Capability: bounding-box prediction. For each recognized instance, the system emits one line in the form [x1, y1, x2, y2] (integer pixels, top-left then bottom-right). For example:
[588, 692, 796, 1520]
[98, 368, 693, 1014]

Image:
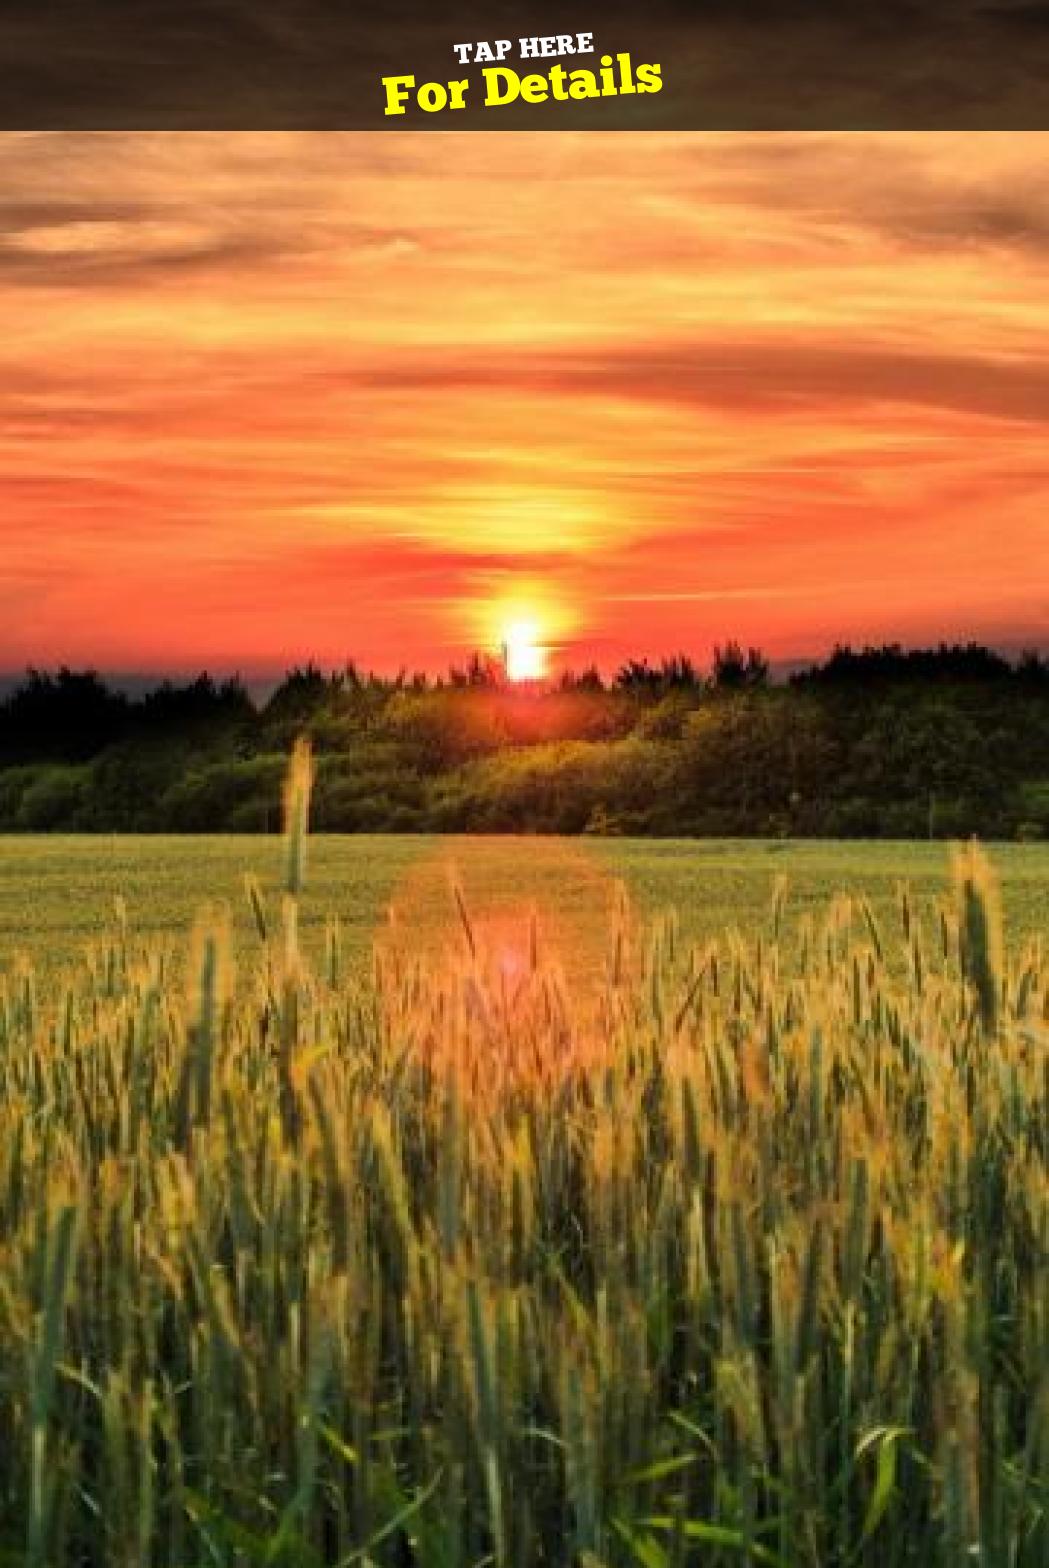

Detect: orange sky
[1, 131, 1047, 675]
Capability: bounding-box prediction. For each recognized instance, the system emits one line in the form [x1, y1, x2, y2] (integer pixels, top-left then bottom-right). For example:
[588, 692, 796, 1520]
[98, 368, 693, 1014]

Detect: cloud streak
[0, 131, 1046, 671]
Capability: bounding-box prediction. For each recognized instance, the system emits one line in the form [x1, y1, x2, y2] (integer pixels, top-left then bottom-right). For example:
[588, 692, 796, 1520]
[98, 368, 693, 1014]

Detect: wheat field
[0, 743, 1045, 1565]
[2, 832, 1048, 984]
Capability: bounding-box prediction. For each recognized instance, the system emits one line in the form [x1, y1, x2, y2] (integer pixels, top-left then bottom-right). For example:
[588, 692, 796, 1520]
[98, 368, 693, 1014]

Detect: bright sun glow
[502, 620, 547, 683]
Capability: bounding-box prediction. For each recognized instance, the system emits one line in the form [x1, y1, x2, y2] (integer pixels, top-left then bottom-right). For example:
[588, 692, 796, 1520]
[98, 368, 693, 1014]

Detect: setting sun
[502, 620, 547, 683]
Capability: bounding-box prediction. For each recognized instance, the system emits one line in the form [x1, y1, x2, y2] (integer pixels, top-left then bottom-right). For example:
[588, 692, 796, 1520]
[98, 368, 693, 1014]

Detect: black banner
[2, 1, 1048, 128]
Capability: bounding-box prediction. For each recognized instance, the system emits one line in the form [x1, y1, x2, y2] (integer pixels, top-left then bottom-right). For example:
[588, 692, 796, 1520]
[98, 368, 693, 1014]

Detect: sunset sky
[1, 131, 1047, 676]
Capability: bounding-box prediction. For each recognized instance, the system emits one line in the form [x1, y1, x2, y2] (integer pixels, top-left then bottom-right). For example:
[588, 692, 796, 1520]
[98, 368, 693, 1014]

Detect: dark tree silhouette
[0, 644, 1044, 838]
[0, 669, 129, 762]
[711, 642, 770, 691]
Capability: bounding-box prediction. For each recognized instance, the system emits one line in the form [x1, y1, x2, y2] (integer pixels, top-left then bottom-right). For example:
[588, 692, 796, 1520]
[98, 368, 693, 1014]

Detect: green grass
[1, 834, 1046, 983]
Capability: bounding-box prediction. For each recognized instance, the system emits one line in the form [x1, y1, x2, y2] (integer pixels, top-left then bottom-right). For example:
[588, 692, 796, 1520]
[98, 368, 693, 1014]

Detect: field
[0, 788, 1046, 1566]
[2, 832, 1048, 983]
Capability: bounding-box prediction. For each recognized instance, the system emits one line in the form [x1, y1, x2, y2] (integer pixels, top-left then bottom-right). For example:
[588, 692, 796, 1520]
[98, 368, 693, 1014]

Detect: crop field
[0, 769, 1046, 1566]
[1, 831, 1047, 984]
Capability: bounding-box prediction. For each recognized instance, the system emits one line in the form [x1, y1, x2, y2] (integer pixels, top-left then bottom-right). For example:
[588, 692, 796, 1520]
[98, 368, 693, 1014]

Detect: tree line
[0, 642, 1046, 839]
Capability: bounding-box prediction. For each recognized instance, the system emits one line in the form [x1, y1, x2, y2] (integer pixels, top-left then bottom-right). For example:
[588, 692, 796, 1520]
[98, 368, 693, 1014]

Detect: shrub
[159, 756, 287, 832]
[14, 765, 93, 830]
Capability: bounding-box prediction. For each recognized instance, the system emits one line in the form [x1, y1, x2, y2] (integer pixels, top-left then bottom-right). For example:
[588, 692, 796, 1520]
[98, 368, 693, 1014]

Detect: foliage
[0, 644, 1046, 836]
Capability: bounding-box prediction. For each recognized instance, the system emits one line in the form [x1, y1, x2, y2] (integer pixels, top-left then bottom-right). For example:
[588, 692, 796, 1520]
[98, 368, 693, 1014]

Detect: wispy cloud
[0, 131, 1046, 671]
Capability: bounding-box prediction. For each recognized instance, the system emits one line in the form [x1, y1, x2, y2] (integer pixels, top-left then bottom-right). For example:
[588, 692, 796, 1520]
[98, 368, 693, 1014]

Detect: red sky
[1, 131, 1047, 675]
